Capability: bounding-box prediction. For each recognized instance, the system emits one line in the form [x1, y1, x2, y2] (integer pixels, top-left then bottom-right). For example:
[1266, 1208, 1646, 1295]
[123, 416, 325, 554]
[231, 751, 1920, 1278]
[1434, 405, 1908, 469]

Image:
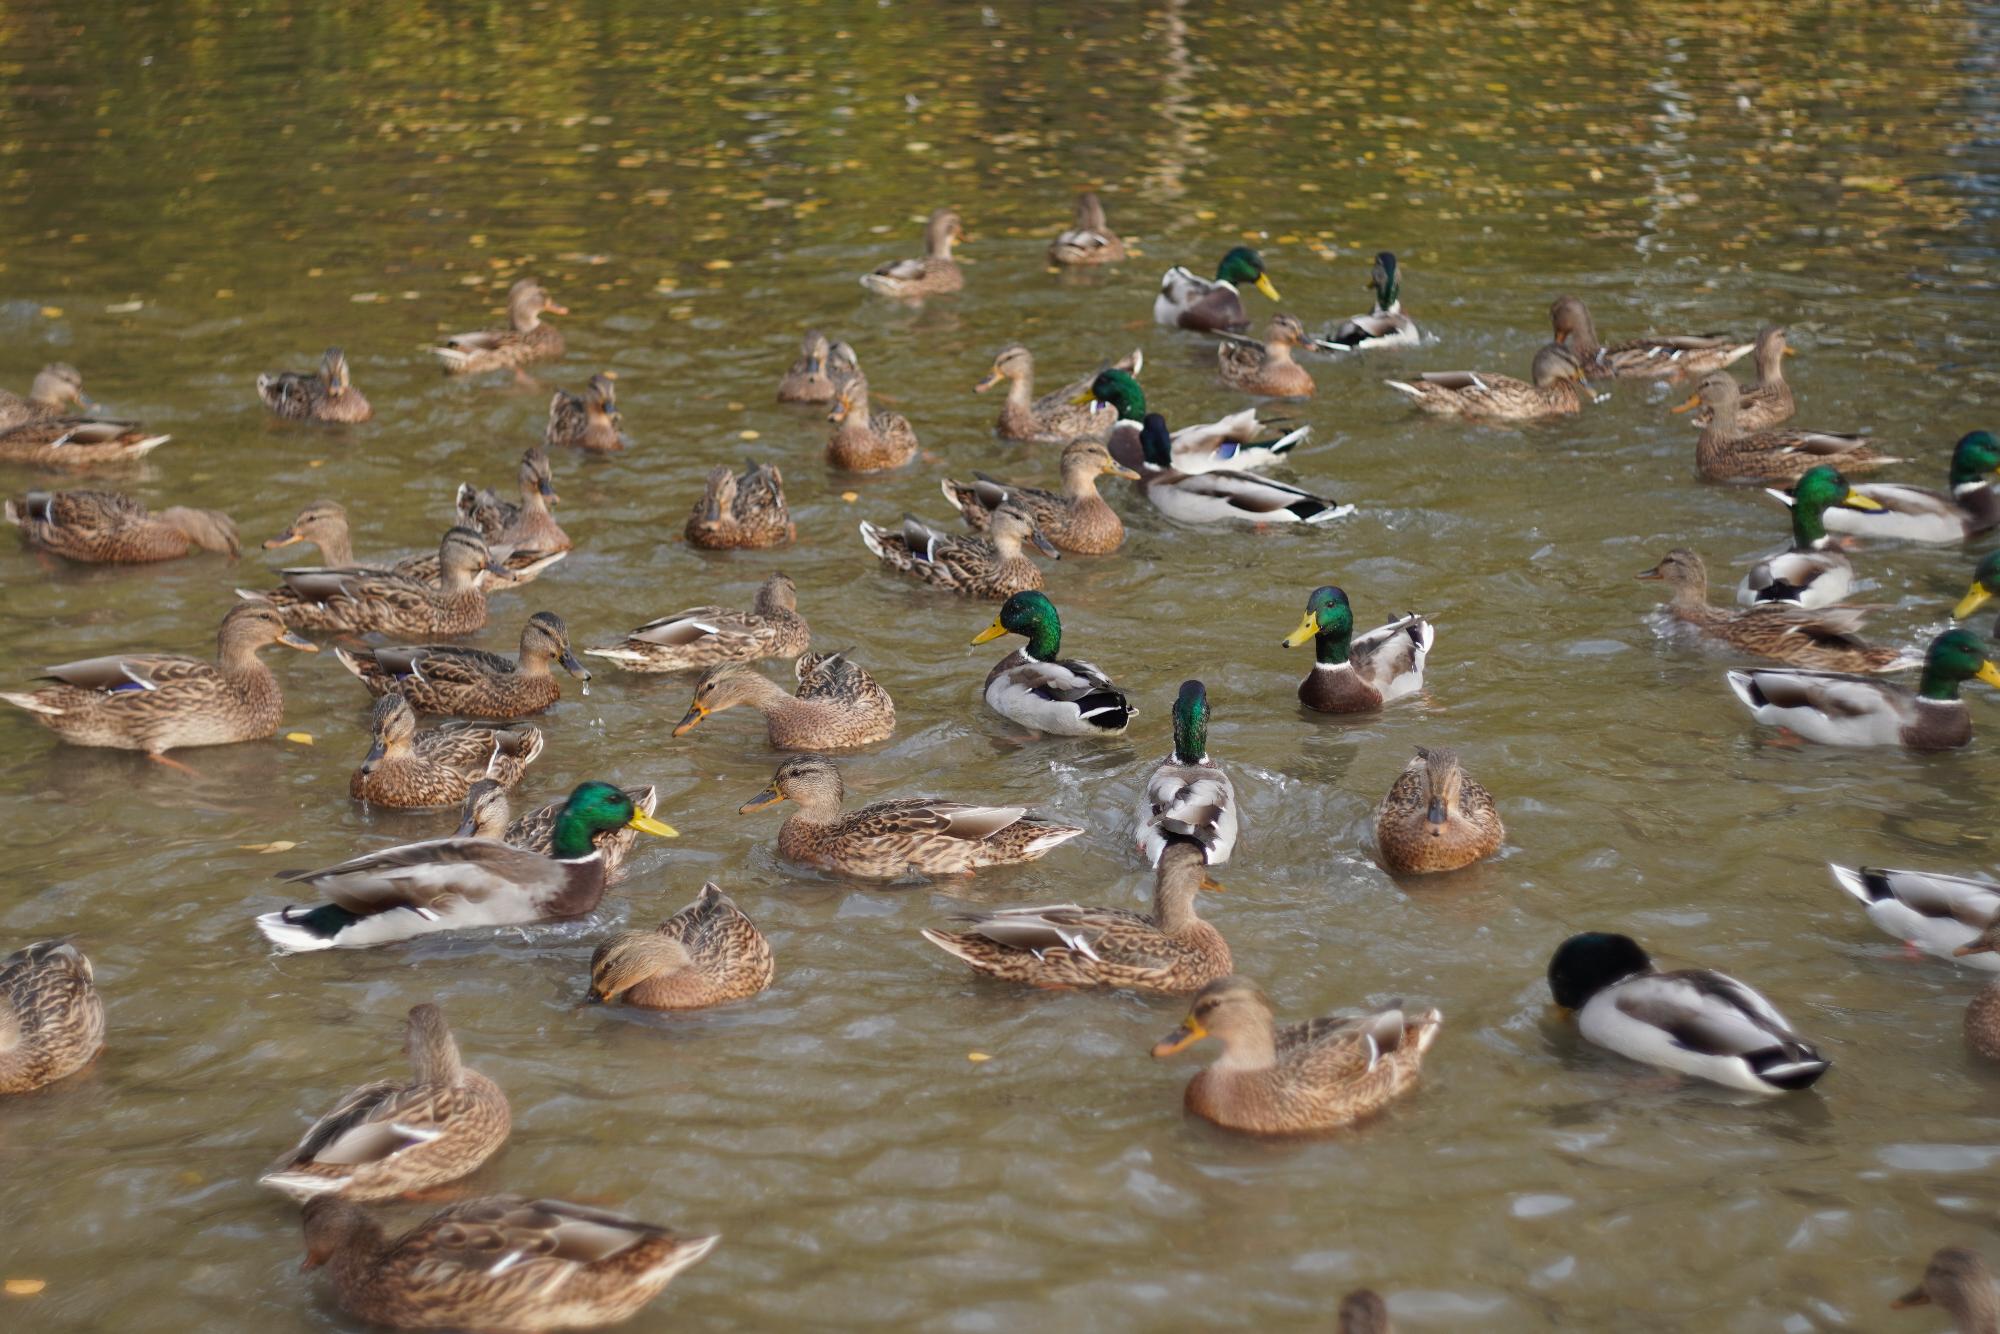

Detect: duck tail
[0, 690, 60, 716]
[255, 904, 358, 953]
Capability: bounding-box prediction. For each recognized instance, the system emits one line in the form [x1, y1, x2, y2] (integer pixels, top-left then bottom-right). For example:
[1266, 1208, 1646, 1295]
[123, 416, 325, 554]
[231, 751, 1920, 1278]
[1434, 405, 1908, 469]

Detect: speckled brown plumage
[349, 694, 544, 809]
[6, 489, 237, 563]
[1374, 746, 1503, 874]
[859, 505, 1053, 600]
[942, 439, 1137, 555]
[0, 363, 84, 432]
[975, 344, 1141, 445]
[545, 373, 621, 452]
[250, 527, 493, 636]
[826, 372, 919, 471]
[1389, 343, 1589, 420]
[588, 883, 774, 1010]
[674, 652, 894, 750]
[258, 348, 372, 423]
[858, 207, 963, 298]
[455, 779, 659, 886]
[336, 611, 589, 719]
[433, 278, 567, 376]
[1218, 315, 1316, 398]
[261, 501, 563, 590]
[1683, 371, 1900, 484]
[685, 461, 794, 550]
[1047, 192, 1126, 266]
[1551, 295, 1752, 382]
[0, 940, 105, 1095]
[457, 447, 571, 555]
[586, 574, 811, 673]
[1638, 548, 1907, 673]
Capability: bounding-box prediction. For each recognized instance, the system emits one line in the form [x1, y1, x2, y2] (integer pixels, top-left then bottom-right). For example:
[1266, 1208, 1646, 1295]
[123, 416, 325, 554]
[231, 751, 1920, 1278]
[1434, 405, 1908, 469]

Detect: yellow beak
[1151, 1016, 1208, 1059]
[1668, 391, 1702, 415]
[627, 812, 679, 837]
[1977, 660, 2000, 690]
[1199, 874, 1226, 894]
[1954, 585, 1992, 620]
[278, 630, 320, 653]
[263, 530, 304, 550]
[1254, 274, 1280, 302]
[1841, 488, 1883, 512]
[974, 370, 1002, 394]
[738, 785, 786, 814]
[672, 703, 707, 736]
[970, 616, 1009, 645]
[1281, 609, 1319, 648]
[1104, 460, 1142, 480]
[1068, 388, 1097, 405]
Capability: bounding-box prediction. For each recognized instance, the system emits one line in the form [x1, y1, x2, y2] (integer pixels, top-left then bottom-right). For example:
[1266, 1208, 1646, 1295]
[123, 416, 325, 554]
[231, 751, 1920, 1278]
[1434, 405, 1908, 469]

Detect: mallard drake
[258, 348, 372, 424]
[245, 526, 494, 637]
[1727, 629, 2000, 750]
[975, 344, 1141, 445]
[1154, 246, 1278, 332]
[1316, 252, 1421, 352]
[1374, 746, 1503, 874]
[673, 652, 895, 750]
[826, 372, 919, 472]
[1138, 680, 1238, 866]
[5, 489, 237, 563]
[1339, 1291, 1395, 1334]
[588, 882, 774, 1009]
[1958, 552, 2000, 629]
[1, 603, 315, 763]
[942, 439, 1137, 556]
[1638, 549, 1908, 672]
[1547, 932, 1829, 1092]
[432, 278, 566, 376]
[1083, 370, 1308, 475]
[0, 410, 170, 469]
[544, 372, 621, 452]
[1282, 586, 1432, 713]
[1387, 343, 1591, 420]
[0, 940, 105, 1095]
[1113, 413, 1347, 525]
[685, 461, 794, 550]
[337, 610, 590, 719]
[738, 753, 1083, 878]
[1048, 191, 1127, 266]
[0, 363, 86, 432]
[299, 1195, 717, 1333]
[859, 207, 964, 298]
[458, 447, 571, 556]
[1814, 430, 2000, 545]
[257, 781, 676, 951]
[777, 330, 847, 404]
[349, 694, 543, 809]
[261, 500, 564, 591]
[922, 838, 1228, 992]
[971, 590, 1135, 736]
[1217, 315, 1316, 398]
[1681, 371, 1901, 484]
[1671, 325, 1793, 431]
[1891, 1247, 1999, 1332]
[586, 574, 810, 673]
[1736, 466, 1884, 609]
[456, 779, 659, 886]
[860, 504, 1056, 600]
[1549, 295, 1752, 382]
[1151, 976, 1442, 1135]
[260, 1003, 509, 1202]
[1828, 865, 2000, 970]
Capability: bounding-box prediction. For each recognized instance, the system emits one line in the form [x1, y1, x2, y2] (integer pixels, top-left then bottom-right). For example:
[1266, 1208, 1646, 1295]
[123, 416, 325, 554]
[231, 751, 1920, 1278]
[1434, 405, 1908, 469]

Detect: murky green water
[3, 1, 2000, 1329]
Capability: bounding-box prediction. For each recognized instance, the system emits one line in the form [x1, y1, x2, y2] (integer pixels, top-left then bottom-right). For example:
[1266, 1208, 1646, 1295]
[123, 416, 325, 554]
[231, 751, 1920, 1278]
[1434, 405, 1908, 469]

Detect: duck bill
[1635, 566, 1665, 581]
[262, 530, 303, 550]
[559, 650, 591, 682]
[1151, 1016, 1207, 1058]
[828, 398, 852, 424]
[1281, 610, 1318, 648]
[1952, 585, 1992, 620]
[1977, 660, 2000, 690]
[673, 703, 708, 736]
[1068, 388, 1098, 406]
[543, 301, 570, 315]
[970, 617, 1009, 646]
[738, 785, 786, 814]
[1668, 392, 1702, 415]
[1426, 798, 1447, 836]
[1028, 528, 1060, 559]
[361, 738, 386, 767]
[1104, 461, 1142, 480]
[1254, 275, 1281, 301]
[1199, 874, 1227, 894]
[1840, 489, 1882, 512]
[627, 812, 679, 837]
[1890, 1286, 1931, 1309]
[279, 630, 319, 653]
[974, 370, 1003, 394]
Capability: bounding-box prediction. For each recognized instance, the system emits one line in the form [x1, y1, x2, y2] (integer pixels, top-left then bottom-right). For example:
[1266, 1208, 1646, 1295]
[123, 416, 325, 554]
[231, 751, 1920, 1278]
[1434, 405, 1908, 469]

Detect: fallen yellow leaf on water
[702, 259, 733, 271]
[967, 1052, 991, 1063]
[285, 732, 314, 745]
[5, 1279, 47, 1296]
[307, 459, 325, 468]
[1840, 174, 1899, 193]
[739, 430, 760, 441]
[38, 306, 61, 319]
[840, 491, 858, 503]
[240, 841, 298, 854]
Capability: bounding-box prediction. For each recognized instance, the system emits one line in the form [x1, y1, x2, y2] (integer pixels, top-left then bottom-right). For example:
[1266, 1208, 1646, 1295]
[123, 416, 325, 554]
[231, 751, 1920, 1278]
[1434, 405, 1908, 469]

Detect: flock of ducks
[1, 188, 1997, 1329]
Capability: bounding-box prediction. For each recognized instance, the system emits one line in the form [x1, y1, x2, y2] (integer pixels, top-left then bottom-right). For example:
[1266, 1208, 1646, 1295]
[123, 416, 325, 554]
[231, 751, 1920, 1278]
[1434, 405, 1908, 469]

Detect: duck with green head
[1078, 368, 1309, 475]
[1726, 628, 2000, 751]
[1814, 429, 2000, 545]
[1737, 464, 1884, 609]
[972, 591, 1136, 736]
[1137, 680, 1238, 866]
[1283, 586, 1434, 713]
[1955, 550, 2000, 630]
[1317, 251, 1421, 352]
[1155, 245, 1279, 332]
[255, 781, 678, 951]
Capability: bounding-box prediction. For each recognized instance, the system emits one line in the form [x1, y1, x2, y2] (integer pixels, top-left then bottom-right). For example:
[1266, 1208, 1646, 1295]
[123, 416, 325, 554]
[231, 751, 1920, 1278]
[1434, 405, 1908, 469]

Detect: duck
[1736, 465, 1884, 608]
[971, 590, 1135, 736]
[859, 504, 1056, 600]
[1113, 412, 1347, 526]
[738, 753, 1083, 878]
[0, 362, 86, 432]
[1958, 552, 2000, 629]
[776, 330, 847, 404]
[587, 882, 774, 1009]
[257, 348, 372, 423]
[1891, 1247, 1999, 1332]
[5, 489, 238, 563]
[1637, 548, 1909, 672]
[457, 447, 571, 556]
[245, 526, 494, 637]
[349, 694, 543, 809]
[337, 610, 591, 719]
[1726, 628, 2000, 751]
[256, 781, 676, 951]
[1386, 342, 1591, 420]
[261, 500, 564, 590]
[432, 277, 566, 376]
[1151, 976, 1443, 1135]
[975, 344, 1141, 445]
[1670, 325, 1792, 431]
[921, 837, 1229, 992]
[0, 940, 105, 1095]
[684, 461, 794, 550]
[1339, 1291, 1394, 1334]
[859, 207, 964, 298]
[0, 408, 170, 469]
[259, 1003, 509, 1202]
[1047, 191, 1127, 266]
[1154, 246, 1278, 332]
[1138, 680, 1238, 866]
[1084, 368, 1309, 474]
[1814, 430, 2000, 545]
[941, 439, 1138, 556]
[1216, 315, 1316, 398]
[544, 372, 622, 452]
[1681, 371, 1901, 484]
[826, 371, 919, 471]
[1827, 864, 2000, 970]
[586, 574, 810, 673]
[455, 779, 660, 887]
[1959, 929, 2000, 1064]
[672, 652, 895, 750]
[1282, 586, 1433, 713]
[1549, 295, 1753, 381]
[1316, 251, 1421, 352]
[1547, 932, 1828, 1092]
[0, 603, 315, 765]
[1374, 746, 1504, 874]
[298, 1195, 717, 1333]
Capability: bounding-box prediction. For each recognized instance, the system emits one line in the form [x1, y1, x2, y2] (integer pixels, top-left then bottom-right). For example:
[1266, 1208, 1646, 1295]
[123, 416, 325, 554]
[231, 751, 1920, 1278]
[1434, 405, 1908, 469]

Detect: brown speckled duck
[1952, 923, 2000, 1065]
[336, 610, 590, 719]
[0, 363, 87, 431]
[247, 526, 493, 637]
[0, 411, 170, 469]
[673, 652, 894, 750]
[433, 278, 567, 376]
[1681, 371, 1901, 484]
[1048, 191, 1127, 266]
[827, 372, 919, 472]
[1551, 295, 1753, 382]
[1374, 746, 1503, 874]
[1217, 315, 1316, 398]
[349, 694, 543, 809]
[258, 348, 372, 423]
[261, 501, 563, 590]
[6, 489, 238, 563]
[1637, 548, 1908, 673]
[685, 461, 794, 550]
[0, 940, 105, 1095]
[942, 439, 1138, 556]
[859, 505, 1056, 600]
[1340, 1290, 1395, 1334]
[777, 331, 857, 404]
[1387, 343, 1590, 420]
[545, 373, 621, 452]
[976, 344, 1141, 445]
[457, 447, 571, 555]
[455, 778, 660, 886]
[1891, 1247, 1999, 1332]
[588, 882, 774, 1010]
[859, 207, 964, 298]
[586, 573, 810, 673]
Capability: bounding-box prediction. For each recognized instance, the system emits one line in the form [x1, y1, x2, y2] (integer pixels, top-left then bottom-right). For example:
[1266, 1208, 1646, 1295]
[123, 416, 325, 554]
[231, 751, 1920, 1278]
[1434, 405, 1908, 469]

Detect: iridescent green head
[1952, 551, 2000, 621]
[1918, 628, 2000, 702]
[1215, 246, 1270, 293]
[1171, 679, 1210, 764]
[972, 590, 1063, 661]
[549, 780, 677, 859]
[1370, 251, 1400, 310]
[1787, 465, 1879, 547]
[1081, 368, 1147, 422]
[1281, 585, 1355, 665]
[1950, 430, 2000, 491]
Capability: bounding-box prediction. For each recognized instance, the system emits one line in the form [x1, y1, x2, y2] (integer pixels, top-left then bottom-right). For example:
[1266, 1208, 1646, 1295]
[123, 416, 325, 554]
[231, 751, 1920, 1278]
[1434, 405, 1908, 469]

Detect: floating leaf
[967, 1052, 991, 1063]
[285, 732, 314, 746]
[739, 430, 760, 441]
[4, 1279, 45, 1297]
[38, 306, 61, 319]
[840, 491, 858, 503]
[240, 841, 298, 855]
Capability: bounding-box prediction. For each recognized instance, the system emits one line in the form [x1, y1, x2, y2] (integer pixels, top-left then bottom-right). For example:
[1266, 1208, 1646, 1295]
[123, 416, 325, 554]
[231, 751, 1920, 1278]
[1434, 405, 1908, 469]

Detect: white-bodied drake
[971, 591, 1135, 737]
[1726, 628, 2000, 751]
[1082, 369, 1307, 475]
[1154, 245, 1279, 332]
[1315, 251, 1421, 352]
[1737, 465, 1883, 609]
[1830, 864, 2000, 970]
[1118, 413, 1347, 526]
[1820, 430, 2000, 545]
[1137, 680, 1238, 866]
[1282, 586, 1432, 713]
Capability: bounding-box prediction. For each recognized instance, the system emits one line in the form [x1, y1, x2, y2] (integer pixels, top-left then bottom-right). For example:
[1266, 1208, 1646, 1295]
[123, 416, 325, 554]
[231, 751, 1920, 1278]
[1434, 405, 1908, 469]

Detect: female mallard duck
[256, 781, 676, 951]
[921, 838, 1228, 992]
[0, 940, 104, 1095]
[1, 603, 315, 763]
[1048, 191, 1127, 266]
[258, 348, 372, 423]
[1547, 932, 1829, 1092]
[673, 652, 895, 750]
[1736, 465, 1883, 609]
[587, 882, 774, 1009]
[0, 362, 86, 432]
[777, 330, 847, 404]
[1387, 343, 1590, 420]
[860, 505, 1056, 600]
[1375, 746, 1503, 874]
[1282, 586, 1433, 713]
[1317, 252, 1420, 352]
[0, 410, 170, 469]
[299, 1195, 717, 1333]
[1139, 681, 1238, 866]
[1727, 629, 2000, 751]
[1681, 371, 1901, 484]
[1084, 370, 1309, 474]
[826, 372, 919, 471]
[859, 207, 964, 298]
[1115, 413, 1347, 525]
[1217, 315, 1316, 398]
[260, 1003, 509, 1202]
[432, 278, 567, 376]
[1339, 1291, 1395, 1334]
[685, 461, 794, 550]
[1152, 976, 1443, 1135]
[971, 590, 1135, 736]
[247, 527, 493, 637]
[1638, 549, 1908, 672]
[456, 779, 659, 886]
[349, 694, 543, 809]
[458, 447, 571, 555]
[1815, 430, 2000, 545]
[261, 501, 564, 590]
[337, 610, 590, 719]
[975, 344, 1142, 445]
[1154, 246, 1279, 332]
[1829, 864, 2000, 971]
[544, 373, 621, 452]
[5, 489, 237, 563]
[942, 439, 1138, 556]
[1892, 1247, 1999, 1331]
[1550, 295, 1753, 382]
[1671, 325, 1792, 431]
[1957, 929, 2000, 1065]
[586, 574, 810, 673]
[739, 753, 1083, 878]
